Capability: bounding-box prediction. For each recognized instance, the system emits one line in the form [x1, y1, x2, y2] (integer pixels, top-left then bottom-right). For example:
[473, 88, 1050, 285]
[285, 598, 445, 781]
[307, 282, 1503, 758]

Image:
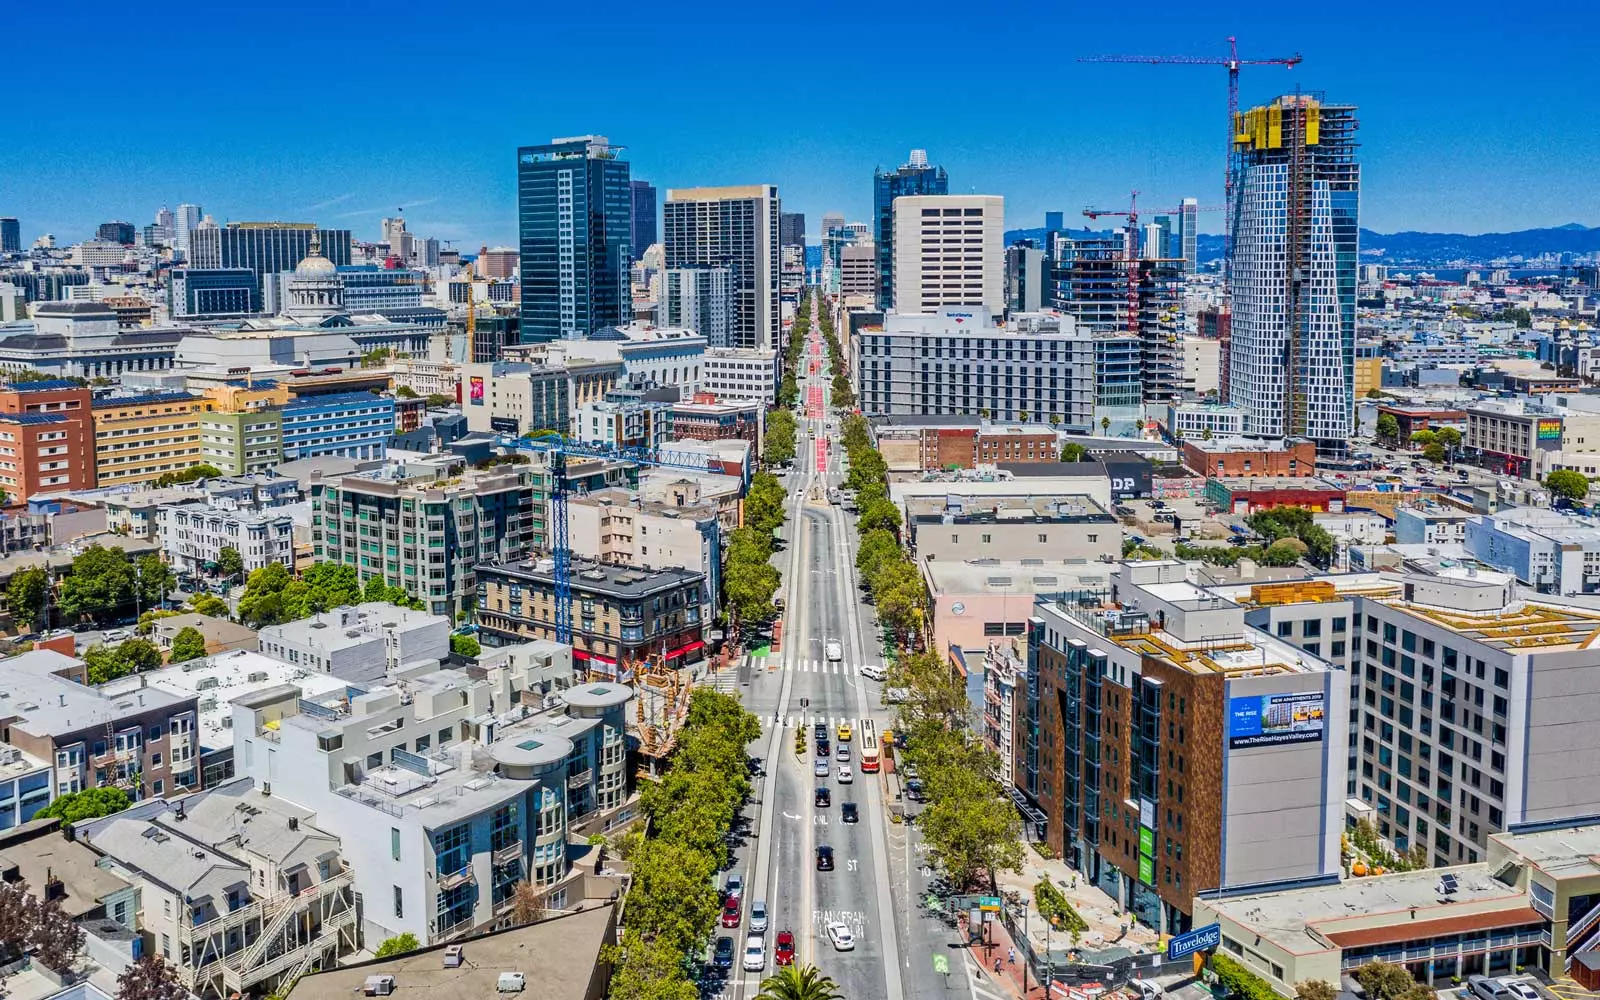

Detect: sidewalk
[994, 846, 1162, 964]
[962, 910, 1052, 1000]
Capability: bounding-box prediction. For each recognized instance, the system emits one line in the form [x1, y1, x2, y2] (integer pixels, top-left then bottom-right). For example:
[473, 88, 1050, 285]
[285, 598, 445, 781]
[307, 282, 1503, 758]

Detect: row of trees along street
[836, 410, 1024, 893]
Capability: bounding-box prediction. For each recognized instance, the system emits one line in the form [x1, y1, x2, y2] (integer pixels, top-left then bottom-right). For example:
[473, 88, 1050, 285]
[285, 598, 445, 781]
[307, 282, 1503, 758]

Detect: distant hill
[1005, 224, 1600, 266]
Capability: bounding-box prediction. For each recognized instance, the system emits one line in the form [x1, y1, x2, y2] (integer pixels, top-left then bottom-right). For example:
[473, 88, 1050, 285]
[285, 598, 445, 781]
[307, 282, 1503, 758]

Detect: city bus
[859, 719, 880, 774]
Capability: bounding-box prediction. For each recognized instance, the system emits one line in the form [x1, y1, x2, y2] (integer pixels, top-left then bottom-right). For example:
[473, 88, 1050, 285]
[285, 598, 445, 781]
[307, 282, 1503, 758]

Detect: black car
[905, 777, 924, 801]
[841, 802, 859, 823]
[813, 723, 827, 740]
[815, 787, 831, 807]
[817, 739, 831, 757]
[816, 845, 834, 870]
[713, 935, 735, 969]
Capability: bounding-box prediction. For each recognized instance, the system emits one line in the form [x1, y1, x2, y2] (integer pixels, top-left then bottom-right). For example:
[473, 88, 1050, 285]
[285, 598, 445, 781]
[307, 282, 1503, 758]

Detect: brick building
[668, 394, 761, 451]
[1182, 436, 1317, 478]
[0, 380, 98, 497]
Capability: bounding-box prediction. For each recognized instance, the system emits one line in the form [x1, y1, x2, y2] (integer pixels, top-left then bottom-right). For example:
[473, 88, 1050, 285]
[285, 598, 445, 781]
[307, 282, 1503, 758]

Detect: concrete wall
[1520, 649, 1600, 828]
[912, 519, 1119, 564]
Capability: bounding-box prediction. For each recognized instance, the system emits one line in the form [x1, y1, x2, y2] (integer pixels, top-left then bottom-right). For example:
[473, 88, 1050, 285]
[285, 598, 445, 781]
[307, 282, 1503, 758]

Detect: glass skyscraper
[629, 180, 656, 263]
[873, 149, 947, 309]
[186, 223, 352, 313]
[517, 136, 632, 342]
[0, 219, 18, 254]
[1227, 95, 1360, 455]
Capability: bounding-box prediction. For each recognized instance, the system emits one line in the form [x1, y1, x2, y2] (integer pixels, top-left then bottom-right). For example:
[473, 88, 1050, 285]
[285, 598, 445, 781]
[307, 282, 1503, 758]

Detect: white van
[859, 664, 887, 682]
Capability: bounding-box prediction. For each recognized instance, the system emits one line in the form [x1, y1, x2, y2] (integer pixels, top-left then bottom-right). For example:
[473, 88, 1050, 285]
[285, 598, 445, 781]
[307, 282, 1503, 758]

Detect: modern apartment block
[187, 222, 352, 312]
[1050, 232, 1186, 403]
[230, 671, 632, 945]
[662, 266, 734, 348]
[280, 392, 394, 461]
[476, 558, 707, 678]
[92, 392, 205, 487]
[663, 185, 781, 351]
[874, 149, 948, 309]
[198, 408, 282, 473]
[1027, 561, 1349, 933]
[891, 194, 1004, 315]
[461, 361, 571, 437]
[701, 347, 779, 404]
[0, 650, 200, 802]
[566, 487, 721, 614]
[0, 379, 97, 495]
[853, 307, 1095, 430]
[257, 603, 451, 682]
[311, 465, 538, 619]
[1228, 95, 1359, 454]
[517, 135, 632, 342]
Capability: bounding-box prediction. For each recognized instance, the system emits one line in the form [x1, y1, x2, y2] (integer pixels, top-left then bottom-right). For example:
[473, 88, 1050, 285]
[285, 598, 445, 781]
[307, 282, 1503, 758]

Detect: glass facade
[187, 225, 352, 312]
[517, 137, 632, 342]
[873, 157, 948, 309]
[629, 180, 656, 263]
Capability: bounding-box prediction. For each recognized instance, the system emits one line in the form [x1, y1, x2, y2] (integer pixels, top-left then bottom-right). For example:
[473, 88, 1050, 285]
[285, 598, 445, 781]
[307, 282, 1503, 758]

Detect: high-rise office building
[630, 180, 657, 263]
[188, 222, 353, 312]
[779, 212, 806, 250]
[1177, 198, 1199, 274]
[172, 203, 202, 260]
[97, 221, 136, 245]
[0, 218, 19, 254]
[890, 194, 1003, 315]
[155, 206, 174, 231]
[874, 148, 948, 309]
[516, 135, 632, 342]
[663, 266, 733, 347]
[663, 185, 780, 351]
[1228, 95, 1359, 454]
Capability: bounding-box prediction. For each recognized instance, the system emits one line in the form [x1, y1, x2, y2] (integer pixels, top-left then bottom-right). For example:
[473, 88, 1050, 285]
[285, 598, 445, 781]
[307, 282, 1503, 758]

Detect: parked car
[1469, 976, 1515, 1000]
[713, 935, 735, 969]
[1499, 980, 1539, 1000]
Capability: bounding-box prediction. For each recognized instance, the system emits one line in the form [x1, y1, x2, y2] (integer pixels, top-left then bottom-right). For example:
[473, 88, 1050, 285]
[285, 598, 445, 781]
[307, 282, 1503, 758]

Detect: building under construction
[1049, 233, 1186, 404]
[1226, 94, 1360, 455]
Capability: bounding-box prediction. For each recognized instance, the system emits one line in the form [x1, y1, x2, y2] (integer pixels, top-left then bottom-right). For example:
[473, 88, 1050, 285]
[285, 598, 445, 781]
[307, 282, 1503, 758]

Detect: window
[1277, 621, 1293, 637]
[394, 885, 403, 919]
[391, 827, 401, 861]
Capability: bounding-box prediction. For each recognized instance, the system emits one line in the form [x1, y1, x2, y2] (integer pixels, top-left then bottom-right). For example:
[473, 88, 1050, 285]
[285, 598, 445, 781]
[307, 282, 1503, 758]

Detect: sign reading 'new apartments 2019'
[1228, 691, 1326, 749]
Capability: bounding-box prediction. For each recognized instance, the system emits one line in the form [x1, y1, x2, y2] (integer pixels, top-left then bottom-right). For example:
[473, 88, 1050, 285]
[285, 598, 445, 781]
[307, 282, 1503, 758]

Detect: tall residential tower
[516, 135, 632, 342]
[630, 180, 657, 262]
[874, 149, 948, 309]
[1227, 96, 1360, 454]
[663, 185, 780, 351]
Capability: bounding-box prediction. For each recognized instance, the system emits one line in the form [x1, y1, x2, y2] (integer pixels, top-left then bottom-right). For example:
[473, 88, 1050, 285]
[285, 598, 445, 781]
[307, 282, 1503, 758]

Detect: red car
[774, 930, 796, 966]
[721, 897, 741, 928]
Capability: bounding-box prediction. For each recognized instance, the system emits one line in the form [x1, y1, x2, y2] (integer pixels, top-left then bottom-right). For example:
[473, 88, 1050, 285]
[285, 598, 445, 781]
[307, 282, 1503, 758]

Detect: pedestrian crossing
[783, 658, 883, 676]
[767, 712, 879, 730]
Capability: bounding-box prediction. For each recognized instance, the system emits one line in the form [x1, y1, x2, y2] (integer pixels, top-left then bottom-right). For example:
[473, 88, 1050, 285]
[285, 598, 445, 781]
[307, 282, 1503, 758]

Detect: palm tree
[1100, 416, 1112, 435]
[756, 965, 845, 1000]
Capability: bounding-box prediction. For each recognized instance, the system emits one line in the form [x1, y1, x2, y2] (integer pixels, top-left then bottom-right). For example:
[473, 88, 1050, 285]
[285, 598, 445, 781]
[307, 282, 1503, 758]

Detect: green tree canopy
[216, 547, 244, 580]
[425, 393, 455, 408]
[1375, 412, 1400, 442]
[1546, 469, 1591, 503]
[394, 385, 417, 398]
[1060, 442, 1089, 462]
[84, 638, 163, 684]
[169, 627, 208, 663]
[755, 965, 846, 1000]
[451, 633, 481, 658]
[152, 463, 223, 488]
[857, 498, 901, 536]
[373, 933, 419, 958]
[189, 593, 230, 619]
[6, 566, 48, 632]
[59, 545, 139, 623]
[36, 786, 130, 826]
[603, 928, 700, 1000]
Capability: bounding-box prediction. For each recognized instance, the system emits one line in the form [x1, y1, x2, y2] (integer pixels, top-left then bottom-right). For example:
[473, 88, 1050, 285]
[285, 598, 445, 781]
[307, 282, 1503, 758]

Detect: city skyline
[5, 2, 1596, 249]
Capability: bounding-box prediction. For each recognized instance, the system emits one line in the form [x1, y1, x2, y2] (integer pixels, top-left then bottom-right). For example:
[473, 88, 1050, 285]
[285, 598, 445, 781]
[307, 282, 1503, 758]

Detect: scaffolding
[1050, 234, 1187, 403]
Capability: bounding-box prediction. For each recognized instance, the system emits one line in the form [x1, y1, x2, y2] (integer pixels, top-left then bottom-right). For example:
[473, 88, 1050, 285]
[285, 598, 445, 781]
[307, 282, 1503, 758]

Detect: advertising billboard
[1537, 419, 1562, 440]
[1139, 827, 1154, 857]
[469, 376, 485, 405]
[1138, 854, 1154, 885]
[1228, 691, 1326, 749]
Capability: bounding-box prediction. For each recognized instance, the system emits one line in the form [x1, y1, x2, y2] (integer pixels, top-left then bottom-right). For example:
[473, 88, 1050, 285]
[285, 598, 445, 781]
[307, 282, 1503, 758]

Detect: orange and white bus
[860, 719, 880, 773]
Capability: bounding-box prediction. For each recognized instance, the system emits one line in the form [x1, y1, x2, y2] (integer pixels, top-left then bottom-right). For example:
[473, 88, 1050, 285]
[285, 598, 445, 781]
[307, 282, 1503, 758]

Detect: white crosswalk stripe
[784, 659, 879, 676]
[769, 714, 879, 731]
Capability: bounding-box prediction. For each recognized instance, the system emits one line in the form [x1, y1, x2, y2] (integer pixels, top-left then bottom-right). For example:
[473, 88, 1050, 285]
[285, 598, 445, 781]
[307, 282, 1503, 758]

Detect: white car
[837, 766, 853, 784]
[859, 664, 887, 681]
[836, 745, 850, 762]
[826, 921, 855, 951]
[1499, 980, 1540, 1000]
[814, 759, 829, 777]
[824, 640, 843, 662]
[742, 934, 767, 971]
[749, 899, 768, 933]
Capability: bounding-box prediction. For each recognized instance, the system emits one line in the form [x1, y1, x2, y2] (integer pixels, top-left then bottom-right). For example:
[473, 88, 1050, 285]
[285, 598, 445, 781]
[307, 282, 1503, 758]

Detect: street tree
[857, 498, 901, 535]
[623, 839, 720, 954]
[169, 627, 208, 663]
[755, 965, 846, 1000]
[189, 593, 230, 619]
[216, 547, 244, 581]
[917, 743, 1025, 890]
[6, 567, 48, 632]
[84, 638, 164, 684]
[59, 544, 139, 623]
[855, 530, 901, 584]
[1296, 982, 1339, 1000]
[603, 928, 700, 1000]
[872, 559, 927, 647]
[1375, 412, 1400, 443]
[1546, 469, 1591, 504]
[116, 955, 187, 1000]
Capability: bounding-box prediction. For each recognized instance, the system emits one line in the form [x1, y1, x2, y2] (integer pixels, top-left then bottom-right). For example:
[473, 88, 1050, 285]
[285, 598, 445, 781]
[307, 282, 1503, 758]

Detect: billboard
[1537, 419, 1562, 440]
[1138, 853, 1155, 885]
[1228, 691, 1326, 748]
[469, 376, 485, 405]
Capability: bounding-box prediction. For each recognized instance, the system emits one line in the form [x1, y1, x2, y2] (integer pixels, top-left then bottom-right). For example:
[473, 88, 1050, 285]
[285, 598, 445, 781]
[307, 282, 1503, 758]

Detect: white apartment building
[891, 194, 1004, 315]
[157, 503, 295, 577]
[853, 307, 1095, 429]
[702, 347, 779, 404]
[662, 266, 733, 349]
[1165, 401, 1250, 440]
[566, 487, 721, 614]
[389, 358, 461, 399]
[256, 603, 451, 682]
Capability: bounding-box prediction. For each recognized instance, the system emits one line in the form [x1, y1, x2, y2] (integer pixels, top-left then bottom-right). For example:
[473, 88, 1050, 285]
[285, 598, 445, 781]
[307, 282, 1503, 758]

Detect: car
[841, 802, 859, 823]
[836, 722, 852, 742]
[813, 723, 827, 739]
[817, 738, 831, 756]
[825, 639, 843, 661]
[742, 934, 766, 972]
[1499, 980, 1540, 1000]
[713, 935, 735, 969]
[815, 787, 830, 807]
[1114, 505, 1135, 516]
[724, 873, 744, 900]
[816, 845, 834, 870]
[749, 900, 769, 933]
[1130, 980, 1163, 1000]
[836, 743, 850, 761]
[827, 920, 856, 951]
[103, 628, 131, 642]
[837, 765, 853, 784]
[814, 759, 829, 777]
[721, 896, 742, 927]
[905, 777, 924, 800]
[1469, 976, 1516, 1000]
[774, 930, 796, 966]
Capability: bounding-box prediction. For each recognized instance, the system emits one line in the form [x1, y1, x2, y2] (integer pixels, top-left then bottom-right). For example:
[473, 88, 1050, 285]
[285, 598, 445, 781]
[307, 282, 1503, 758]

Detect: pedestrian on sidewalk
[1009, 947, 1016, 967]
[995, 958, 1003, 975]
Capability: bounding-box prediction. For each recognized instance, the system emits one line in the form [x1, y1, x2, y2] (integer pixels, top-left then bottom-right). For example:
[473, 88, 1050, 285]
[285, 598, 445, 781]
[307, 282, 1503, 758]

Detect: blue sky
[5, 0, 1596, 249]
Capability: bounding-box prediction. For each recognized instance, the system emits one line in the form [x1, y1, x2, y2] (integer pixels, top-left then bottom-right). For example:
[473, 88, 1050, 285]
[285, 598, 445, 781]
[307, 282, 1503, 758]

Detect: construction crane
[1079, 37, 1303, 265]
[492, 435, 727, 645]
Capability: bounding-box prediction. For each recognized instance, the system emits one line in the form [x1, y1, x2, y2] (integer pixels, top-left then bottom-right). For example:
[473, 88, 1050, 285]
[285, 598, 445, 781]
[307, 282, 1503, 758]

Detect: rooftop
[0, 650, 192, 738]
[1185, 435, 1314, 454]
[922, 558, 1112, 597]
[289, 904, 615, 1000]
[0, 826, 134, 920]
[906, 494, 1114, 525]
[483, 558, 704, 599]
[91, 392, 200, 410]
[258, 603, 448, 653]
[1212, 476, 1346, 491]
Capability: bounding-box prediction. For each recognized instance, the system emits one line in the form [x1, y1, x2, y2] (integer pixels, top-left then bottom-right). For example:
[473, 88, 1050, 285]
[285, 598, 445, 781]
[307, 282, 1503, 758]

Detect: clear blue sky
[7, 0, 1596, 249]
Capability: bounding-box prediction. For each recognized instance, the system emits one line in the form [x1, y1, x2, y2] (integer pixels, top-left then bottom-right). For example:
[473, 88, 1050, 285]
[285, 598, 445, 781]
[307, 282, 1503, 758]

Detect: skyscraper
[874, 149, 948, 309]
[663, 266, 733, 347]
[173, 204, 202, 260]
[97, 221, 136, 245]
[630, 180, 657, 263]
[891, 194, 1004, 315]
[779, 212, 806, 250]
[187, 222, 353, 312]
[0, 218, 19, 254]
[1050, 231, 1186, 403]
[1177, 198, 1199, 274]
[517, 135, 632, 342]
[663, 185, 780, 351]
[1228, 95, 1359, 454]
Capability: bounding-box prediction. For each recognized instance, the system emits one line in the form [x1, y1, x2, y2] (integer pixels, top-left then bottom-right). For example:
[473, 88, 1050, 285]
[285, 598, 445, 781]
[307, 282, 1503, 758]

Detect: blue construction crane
[493, 435, 729, 643]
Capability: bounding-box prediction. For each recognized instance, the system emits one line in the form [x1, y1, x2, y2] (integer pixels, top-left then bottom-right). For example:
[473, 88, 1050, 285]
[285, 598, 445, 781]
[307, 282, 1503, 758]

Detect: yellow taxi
[836, 722, 852, 742]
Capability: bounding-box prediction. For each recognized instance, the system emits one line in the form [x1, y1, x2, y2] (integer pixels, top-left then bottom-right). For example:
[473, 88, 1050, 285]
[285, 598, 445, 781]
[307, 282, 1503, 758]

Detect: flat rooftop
[0, 826, 133, 919]
[0, 650, 190, 738]
[290, 904, 614, 1000]
[907, 495, 1113, 525]
[1205, 863, 1531, 956]
[1489, 823, 1600, 881]
[483, 558, 704, 598]
[1212, 476, 1345, 491]
[923, 558, 1113, 597]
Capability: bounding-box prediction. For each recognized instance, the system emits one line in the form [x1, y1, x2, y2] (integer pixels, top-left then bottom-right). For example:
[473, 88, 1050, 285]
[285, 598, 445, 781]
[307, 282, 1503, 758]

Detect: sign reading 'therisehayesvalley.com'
[1228, 691, 1326, 749]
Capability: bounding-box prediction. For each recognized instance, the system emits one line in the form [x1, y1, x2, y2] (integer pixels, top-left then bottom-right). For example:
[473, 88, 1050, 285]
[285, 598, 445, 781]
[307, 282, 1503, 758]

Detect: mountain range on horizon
[1002, 223, 1600, 267]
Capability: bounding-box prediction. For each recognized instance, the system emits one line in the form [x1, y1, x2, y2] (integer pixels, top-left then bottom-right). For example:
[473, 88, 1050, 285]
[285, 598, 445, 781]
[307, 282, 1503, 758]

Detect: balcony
[437, 865, 475, 891]
[493, 841, 524, 866]
[567, 769, 592, 790]
[92, 745, 138, 767]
